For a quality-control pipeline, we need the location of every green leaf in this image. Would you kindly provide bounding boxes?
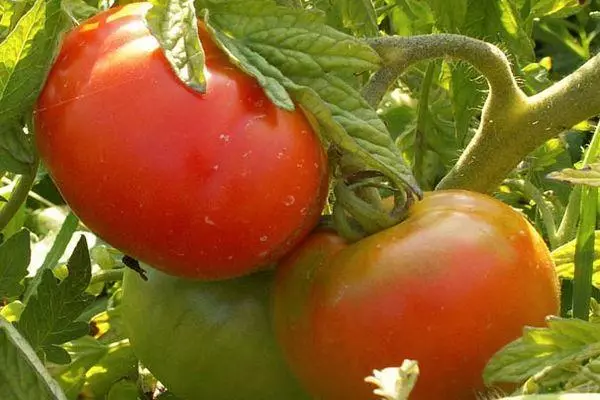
[386,0,434,36]
[552,231,600,287]
[146,0,206,92]
[62,0,98,22]
[312,0,379,37]
[547,164,600,187]
[84,339,138,398]
[204,1,420,194]
[51,336,108,398]
[17,236,93,364]
[23,212,79,304]
[0,316,68,400]
[0,0,67,174]
[529,0,585,20]
[0,300,24,322]
[484,317,600,388]
[0,229,30,299]
[107,380,139,400]
[424,0,467,31]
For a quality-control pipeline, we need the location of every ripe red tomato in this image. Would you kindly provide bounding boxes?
[273,190,560,400]
[34,3,328,279]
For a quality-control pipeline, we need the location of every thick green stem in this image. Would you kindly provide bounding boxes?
[556,187,581,246]
[90,268,124,286]
[365,34,600,193]
[364,34,525,109]
[439,53,600,192]
[0,160,39,232]
[413,62,436,188]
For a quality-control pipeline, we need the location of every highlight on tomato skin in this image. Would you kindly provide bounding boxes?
[273,190,560,400]
[33,3,329,280]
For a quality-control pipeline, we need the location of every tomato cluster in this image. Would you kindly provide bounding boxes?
[35,4,560,400]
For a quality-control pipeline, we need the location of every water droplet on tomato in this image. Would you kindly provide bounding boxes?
[260,235,268,242]
[204,216,216,226]
[284,195,295,206]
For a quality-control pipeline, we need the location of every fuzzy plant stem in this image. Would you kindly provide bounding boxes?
[364,34,600,193]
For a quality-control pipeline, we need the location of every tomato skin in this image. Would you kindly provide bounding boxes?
[34,3,327,279]
[274,190,560,400]
[121,266,310,400]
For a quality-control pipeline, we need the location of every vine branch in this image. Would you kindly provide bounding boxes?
[364,34,600,193]
[0,160,39,232]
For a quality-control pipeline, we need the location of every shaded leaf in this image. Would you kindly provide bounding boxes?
[0,0,67,174]
[0,229,30,298]
[17,236,93,364]
[0,316,67,400]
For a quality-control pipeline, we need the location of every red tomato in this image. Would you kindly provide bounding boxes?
[34,3,328,279]
[273,190,560,399]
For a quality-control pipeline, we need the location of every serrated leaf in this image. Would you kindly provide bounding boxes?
[146,0,206,92]
[0,316,68,400]
[547,164,600,187]
[0,229,30,298]
[204,2,420,195]
[17,236,93,361]
[0,0,67,174]
[553,231,600,287]
[484,317,600,387]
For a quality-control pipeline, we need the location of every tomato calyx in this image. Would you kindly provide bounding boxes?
[331,175,419,242]
[328,151,422,242]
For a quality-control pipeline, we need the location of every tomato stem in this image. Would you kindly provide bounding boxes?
[413,61,436,189]
[0,160,39,233]
[89,268,125,287]
[571,122,600,320]
[363,34,600,193]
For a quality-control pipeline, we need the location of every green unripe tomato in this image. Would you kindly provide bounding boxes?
[121,267,309,400]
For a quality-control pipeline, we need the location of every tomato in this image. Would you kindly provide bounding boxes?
[273,190,560,400]
[34,3,328,279]
[121,266,310,400]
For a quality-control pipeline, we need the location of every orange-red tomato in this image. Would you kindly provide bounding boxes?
[34,3,328,279]
[274,190,560,399]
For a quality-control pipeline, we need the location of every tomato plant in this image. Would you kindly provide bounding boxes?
[33,3,328,280]
[273,190,561,400]
[121,266,309,400]
[3,0,600,399]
